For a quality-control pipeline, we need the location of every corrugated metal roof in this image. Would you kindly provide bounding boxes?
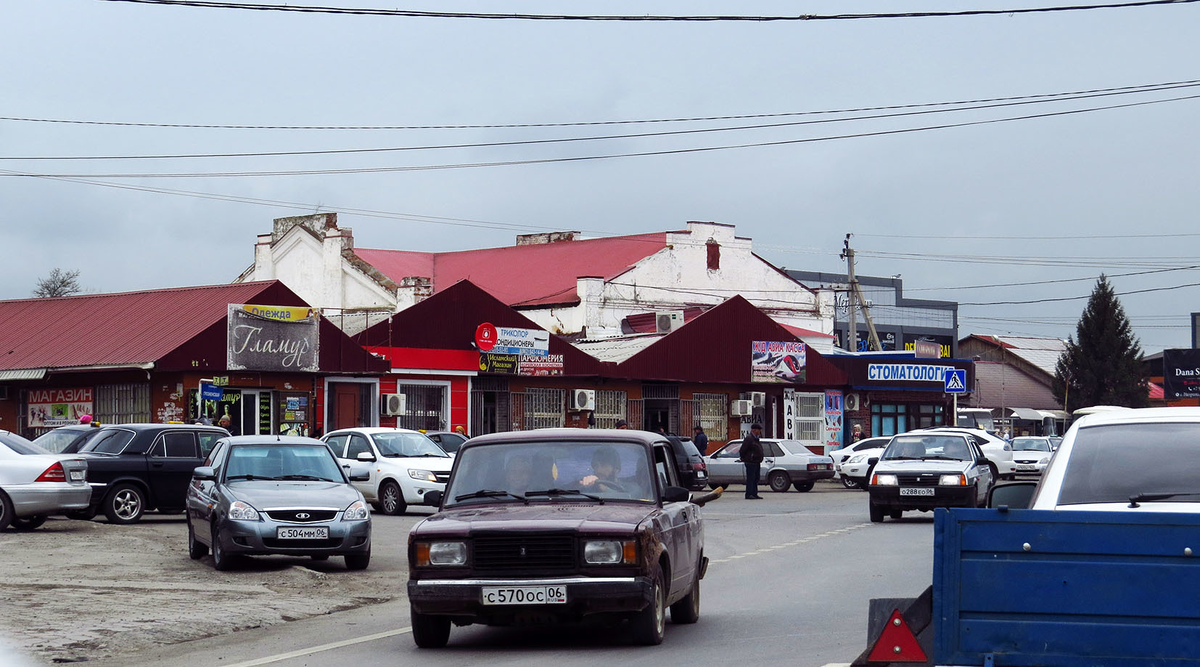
[574,334,663,363]
[967,361,1060,411]
[0,282,278,372]
[963,334,1067,376]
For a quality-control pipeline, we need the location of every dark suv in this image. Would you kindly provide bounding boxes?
[73,424,228,524]
[666,436,709,491]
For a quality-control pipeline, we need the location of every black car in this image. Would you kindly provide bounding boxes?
[665,436,709,491]
[425,431,469,455]
[72,424,229,524]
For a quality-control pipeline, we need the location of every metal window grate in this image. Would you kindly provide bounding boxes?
[795,392,824,443]
[95,383,151,424]
[642,384,680,400]
[593,390,627,429]
[693,393,728,443]
[394,384,446,431]
[512,388,565,430]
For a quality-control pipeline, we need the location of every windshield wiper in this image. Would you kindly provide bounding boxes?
[886,456,921,461]
[1129,492,1200,507]
[226,474,279,481]
[525,488,604,504]
[454,489,529,504]
[921,455,963,461]
[278,474,332,482]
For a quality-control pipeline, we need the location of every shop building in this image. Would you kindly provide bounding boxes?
[832,353,976,442]
[957,334,1069,435]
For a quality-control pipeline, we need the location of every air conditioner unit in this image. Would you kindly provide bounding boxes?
[749,391,766,408]
[382,393,406,416]
[731,399,753,417]
[845,393,861,411]
[569,389,596,411]
[655,310,685,333]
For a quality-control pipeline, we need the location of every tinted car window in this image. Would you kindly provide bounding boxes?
[204,441,228,467]
[0,432,50,455]
[86,429,135,454]
[324,434,350,457]
[1058,423,1200,505]
[162,432,198,458]
[763,442,784,458]
[347,434,373,459]
[438,433,467,453]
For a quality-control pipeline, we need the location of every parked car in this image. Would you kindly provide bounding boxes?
[32,424,106,454]
[839,439,893,490]
[1010,436,1053,475]
[406,428,704,648]
[185,436,372,570]
[1048,436,1064,451]
[912,427,1016,479]
[424,431,469,456]
[704,438,834,492]
[1030,407,1200,512]
[0,431,90,530]
[73,423,229,523]
[830,437,892,489]
[322,427,453,515]
[866,431,996,522]
[665,435,709,491]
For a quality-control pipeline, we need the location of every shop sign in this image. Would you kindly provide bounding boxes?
[824,390,844,450]
[1163,348,1200,399]
[479,353,519,374]
[200,382,224,401]
[227,304,320,372]
[903,334,954,358]
[836,329,897,352]
[752,341,807,383]
[488,327,550,356]
[867,363,954,384]
[212,376,230,386]
[783,388,796,440]
[912,340,941,359]
[27,387,93,428]
[520,354,564,377]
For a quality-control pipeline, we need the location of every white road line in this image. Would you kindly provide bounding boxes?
[708,522,871,567]
[224,627,412,667]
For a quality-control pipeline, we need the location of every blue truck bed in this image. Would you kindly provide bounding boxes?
[934,507,1200,666]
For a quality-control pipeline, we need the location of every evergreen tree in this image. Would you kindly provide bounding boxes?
[1052,275,1147,411]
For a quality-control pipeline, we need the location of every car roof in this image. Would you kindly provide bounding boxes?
[1071,406,1200,428]
[101,423,227,432]
[325,427,426,435]
[225,436,329,446]
[463,428,660,447]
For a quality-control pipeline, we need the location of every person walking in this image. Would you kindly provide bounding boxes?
[740,423,765,499]
[692,425,708,454]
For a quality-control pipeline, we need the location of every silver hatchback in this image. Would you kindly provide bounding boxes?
[704,438,835,492]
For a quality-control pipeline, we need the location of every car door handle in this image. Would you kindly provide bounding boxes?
[152,462,164,468]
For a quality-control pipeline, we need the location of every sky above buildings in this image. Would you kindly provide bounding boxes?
[2,1,1197,352]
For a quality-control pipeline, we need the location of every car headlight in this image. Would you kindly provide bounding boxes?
[940,474,967,486]
[873,474,897,486]
[848,455,865,464]
[415,541,468,566]
[584,539,638,565]
[408,469,438,483]
[228,500,260,521]
[342,500,369,521]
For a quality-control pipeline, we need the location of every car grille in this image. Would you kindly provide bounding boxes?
[262,537,341,548]
[472,533,576,574]
[265,510,338,523]
[434,472,451,485]
[1014,458,1040,465]
[896,473,942,487]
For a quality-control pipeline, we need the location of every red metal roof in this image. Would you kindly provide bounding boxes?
[0,282,290,372]
[354,233,667,307]
[781,323,835,339]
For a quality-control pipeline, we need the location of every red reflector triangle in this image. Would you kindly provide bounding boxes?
[867,609,927,663]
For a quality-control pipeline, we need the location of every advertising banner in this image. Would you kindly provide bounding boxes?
[519,354,564,377]
[824,390,844,451]
[904,334,954,359]
[489,327,550,356]
[227,304,320,372]
[867,363,954,384]
[752,341,807,383]
[479,353,519,374]
[1163,348,1200,399]
[27,388,93,428]
[783,388,796,440]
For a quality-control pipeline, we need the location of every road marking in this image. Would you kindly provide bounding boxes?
[224,627,413,667]
[709,523,870,564]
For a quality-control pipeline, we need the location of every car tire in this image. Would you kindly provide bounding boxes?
[410,605,451,648]
[890,509,903,520]
[792,481,815,492]
[345,551,371,571]
[10,515,48,531]
[104,484,146,524]
[841,476,860,490]
[869,500,885,523]
[187,519,209,560]
[768,471,791,493]
[378,480,407,516]
[66,509,97,521]
[631,565,666,645]
[211,522,235,571]
[0,491,12,531]
[669,572,700,624]
[987,463,999,486]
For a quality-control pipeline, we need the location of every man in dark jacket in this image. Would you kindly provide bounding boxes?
[739,423,765,499]
[692,425,709,454]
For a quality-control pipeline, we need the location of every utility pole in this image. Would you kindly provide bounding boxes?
[841,234,882,352]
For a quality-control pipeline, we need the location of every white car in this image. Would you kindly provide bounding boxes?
[840,441,893,491]
[1031,407,1200,512]
[830,437,892,489]
[913,427,1016,479]
[322,427,453,515]
[0,431,91,530]
[1009,436,1054,475]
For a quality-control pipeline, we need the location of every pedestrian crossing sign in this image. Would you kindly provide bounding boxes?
[944,369,967,394]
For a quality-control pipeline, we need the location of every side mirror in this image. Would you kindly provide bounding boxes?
[424,490,444,507]
[192,466,216,481]
[978,455,992,466]
[867,457,879,467]
[356,452,377,462]
[987,481,1038,509]
[662,486,690,503]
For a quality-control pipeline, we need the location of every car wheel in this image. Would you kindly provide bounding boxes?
[379,480,407,516]
[311,554,329,561]
[211,522,235,571]
[890,509,903,520]
[187,519,209,560]
[10,515,48,531]
[768,471,791,493]
[669,572,700,624]
[631,565,666,645]
[967,485,981,508]
[869,500,885,523]
[0,492,11,531]
[987,463,999,486]
[345,551,371,571]
[410,605,452,648]
[841,476,860,490]
[66,509,97,521]
[104,484,146,524]
[792,481,815,492]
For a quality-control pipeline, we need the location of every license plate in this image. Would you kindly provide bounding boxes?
[481,586,567,606]
[69,470,85,481]
[1017,465,1036,471]
[899,488,935,496]
[277,526,329,539]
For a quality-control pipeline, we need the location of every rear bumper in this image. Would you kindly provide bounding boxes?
[408,576,653,622]
[780,468,835,482]
[6,483,93,517]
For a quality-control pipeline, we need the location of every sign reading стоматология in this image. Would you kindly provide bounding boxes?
[227,304,320,372]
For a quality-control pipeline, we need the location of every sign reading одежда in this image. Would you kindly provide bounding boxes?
[227,304,320,372]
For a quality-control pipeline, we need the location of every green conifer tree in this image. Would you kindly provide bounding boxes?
[1052,275,1147,412]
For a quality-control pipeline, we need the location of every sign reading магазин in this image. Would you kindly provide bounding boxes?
[1163,348,1200,399]
[227,304,320,372]
[27,387,93,428]
[867,363,955,383]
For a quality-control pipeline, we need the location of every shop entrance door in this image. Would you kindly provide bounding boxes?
[240,390,269,435]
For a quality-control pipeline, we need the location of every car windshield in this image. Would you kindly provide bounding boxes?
[445,441,655,506]
[81,429,135,454]
[224,444,344,482]
[372,432,448,458]
[1057,422,1200,505]
[883,435,972,461]
[1011,437,1051,452]
[0,432,51,455]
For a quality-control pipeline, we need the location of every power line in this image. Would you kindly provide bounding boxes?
[859,230,1200,241]
[100,0,1200,21]
[960,281,1200,306]
[7,91,1199,178]
[903,265,1200,291]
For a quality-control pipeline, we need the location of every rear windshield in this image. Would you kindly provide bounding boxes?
[1058,422,1200,505]
[0,432,50,455]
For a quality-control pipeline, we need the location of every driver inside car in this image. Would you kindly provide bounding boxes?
[579,446,623,492]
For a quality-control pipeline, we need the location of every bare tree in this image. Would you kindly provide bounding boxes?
[33,268,82,298]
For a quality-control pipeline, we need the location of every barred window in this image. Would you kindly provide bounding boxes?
[519,388,565,430]
[95,383,151,424]
[796,392,824,443]
[394,384,446,431]
[593,390,627,429]
[694,393,728,443]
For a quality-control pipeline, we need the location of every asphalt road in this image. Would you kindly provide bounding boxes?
[92,483,935,667]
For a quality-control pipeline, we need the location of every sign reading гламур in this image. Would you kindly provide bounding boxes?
[867,363,955,383]
[488,327,550,356]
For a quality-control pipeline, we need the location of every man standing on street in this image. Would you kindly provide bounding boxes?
[692,425,708,454]
[740,423,764,499]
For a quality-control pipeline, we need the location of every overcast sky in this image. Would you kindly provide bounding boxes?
[2,1,1198,352]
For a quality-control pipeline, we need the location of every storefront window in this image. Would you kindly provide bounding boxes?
[515,388,565,430]
[593,390,627,429]
[796,392,824,442]
[694,392,728,443]
[871,404,908,437]
[394,384,447,431]
[914,404,945,430]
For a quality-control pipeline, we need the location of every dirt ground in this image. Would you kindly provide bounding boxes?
[0,515,401,664]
